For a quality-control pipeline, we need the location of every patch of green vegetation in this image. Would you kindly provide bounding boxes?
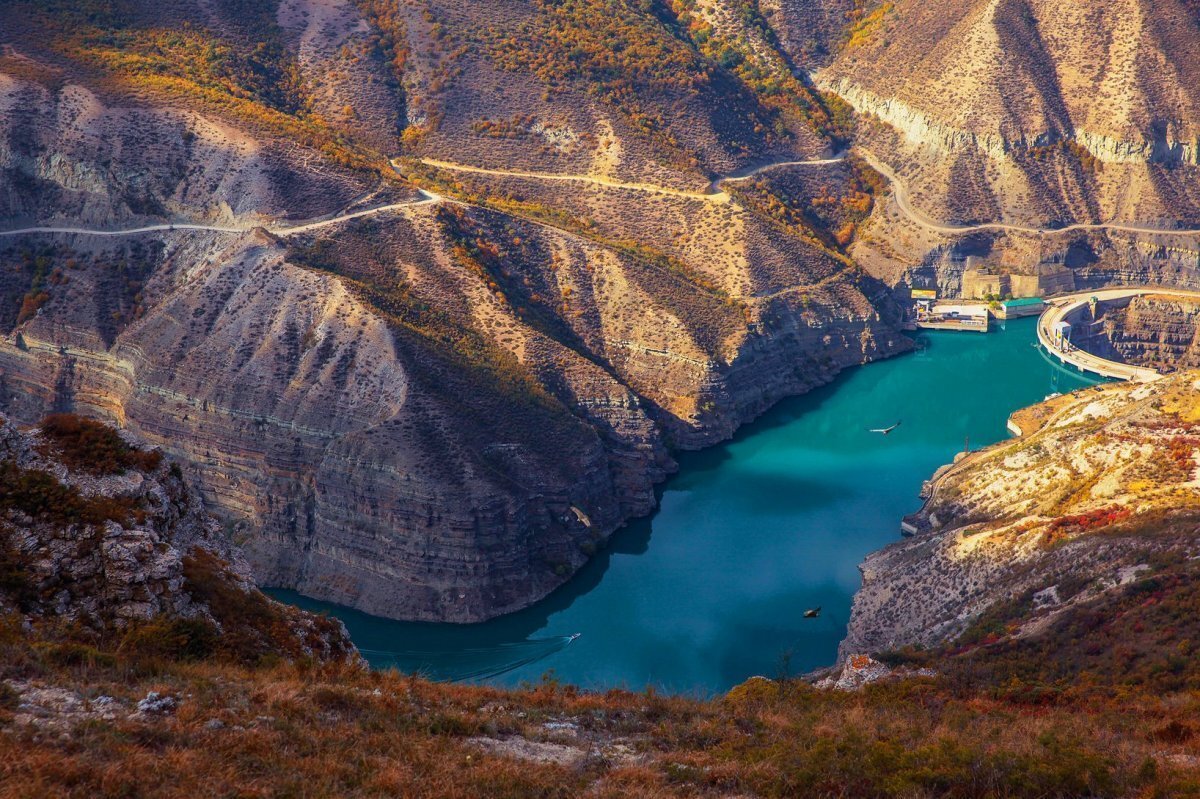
[117,616,219,664]
[669,0,850,142]
[181,548,344,667]
[0,244,64,329]
[724,152,885,258]
[844,1,895,49]
[352,0,408,120]
[32,640,118,670]
[97,28,297,108]
[481,0,709,96]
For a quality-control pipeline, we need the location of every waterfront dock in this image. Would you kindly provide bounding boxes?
[914,303,989,333]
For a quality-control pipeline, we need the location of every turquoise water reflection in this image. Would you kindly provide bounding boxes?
[271,317,1100,694]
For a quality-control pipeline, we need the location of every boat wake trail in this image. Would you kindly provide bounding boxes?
[358,634,581,682]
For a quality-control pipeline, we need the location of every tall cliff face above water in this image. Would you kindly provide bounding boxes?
[0,0,911,622]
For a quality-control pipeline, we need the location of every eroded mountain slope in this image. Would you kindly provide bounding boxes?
[789,0,1200,300]
[843,373,1200,655]
[0,210,905,622]
[822,0,1200,156]
[392,0,846,187]
[0,0,918,621]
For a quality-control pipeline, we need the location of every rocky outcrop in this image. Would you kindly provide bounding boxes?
[818,75,1200,167]
[0,411,356,662]
[0,410,241,624]
[813,653,938,691]
[842,376,1200,658]
[1091,295,1200,371]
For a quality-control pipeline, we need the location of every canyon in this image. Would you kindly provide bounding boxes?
[0,0,908,623]
[3,0,1200,636]
[8,2,1200,795]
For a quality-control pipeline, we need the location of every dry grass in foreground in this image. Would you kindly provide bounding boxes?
[4,609,1200,799]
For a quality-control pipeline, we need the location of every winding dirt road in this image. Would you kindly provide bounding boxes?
[0,152,848,238]
[6,146,1199,242]
[715,152,847,185]
[0,191,442,240]
[856,148,1200,238]
[409,150,1200,239]
[414,152,847,203]
[415,157,730,202]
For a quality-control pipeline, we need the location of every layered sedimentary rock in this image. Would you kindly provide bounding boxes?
[0,193,905,622]
[816,0,1200,166]
[1091,295,1200,371]
[842,375,1200,657]
[0,0,919,622]
[776,0,1200,303]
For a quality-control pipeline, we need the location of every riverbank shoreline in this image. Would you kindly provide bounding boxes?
[273,318,1101,694]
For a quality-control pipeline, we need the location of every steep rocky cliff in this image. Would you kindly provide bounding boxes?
[0,411,356,662]
[842,374,1200,657]
[1091,294,1200,371]
[783,0,1200,303]
[819,0,1200,166]
[0,0,914,622]
[0,201,905,622]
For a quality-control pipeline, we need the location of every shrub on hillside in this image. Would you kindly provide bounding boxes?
[182,549,319,666]
[0,462,139,528]
[118,616,219,664]
[38,413,162,476]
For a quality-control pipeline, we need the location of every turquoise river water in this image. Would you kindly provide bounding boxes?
[272,316,1101,694]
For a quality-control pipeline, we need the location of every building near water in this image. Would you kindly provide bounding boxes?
[915,302,989,332]
[995,297,1045,319]
[1051,320,1073,350]
[961,264,1074,300]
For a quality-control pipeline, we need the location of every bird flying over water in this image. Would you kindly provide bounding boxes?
[869,420,902,435]
[803,606,821,619]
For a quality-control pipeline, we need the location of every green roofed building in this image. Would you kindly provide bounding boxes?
[996,297,1046,319]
